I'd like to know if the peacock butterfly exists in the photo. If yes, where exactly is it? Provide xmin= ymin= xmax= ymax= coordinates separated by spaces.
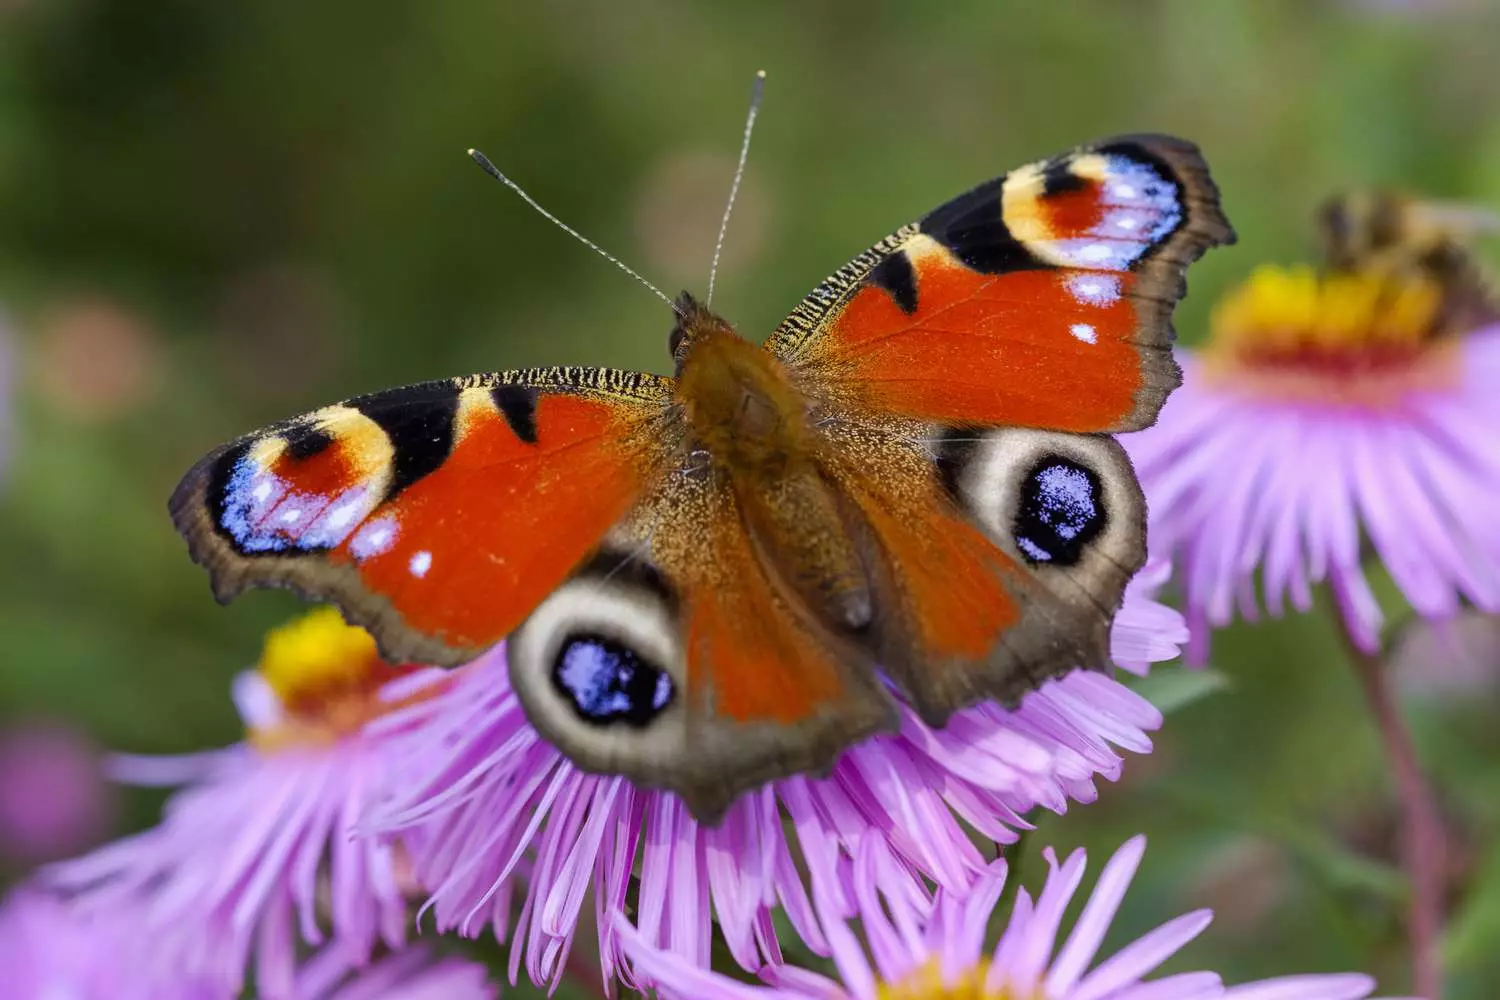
xmin=169 ymin=84 xmax=1234 ymax=822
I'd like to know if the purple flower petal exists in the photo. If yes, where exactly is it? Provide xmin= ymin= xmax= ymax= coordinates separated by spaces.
xmin=619 ymin=836 xmax=1394 ymax=1000
xmin=1126 ymin=330 xmax=1500 ymax=657
xmin=369 ymin=569 xmax=1185 ymax=985
xmin=42 ymin=670 xmax=441 ymax=994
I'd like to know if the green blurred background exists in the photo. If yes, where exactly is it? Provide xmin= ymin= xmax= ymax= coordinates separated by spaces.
xmin=2 ymin=0 xmax=1499 ymax=996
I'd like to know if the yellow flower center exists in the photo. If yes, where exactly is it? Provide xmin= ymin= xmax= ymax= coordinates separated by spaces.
xmin=1200 ymin=263 xmax=1461 ymax=403
xmin=250 ymin=607 xmax=431 ymax=747
xmin=876 ymin=960 xmax=1032 ymax=1000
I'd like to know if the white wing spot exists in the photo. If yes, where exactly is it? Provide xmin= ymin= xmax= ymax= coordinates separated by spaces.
xmin=1114 ymin=215 xmax=1139 ymax=230
xmin=409 ymin=550 xmax=433 ymax=579
xmin=351 ymin=520 xmax=397 ymax=560
xmin=251 ymin=480 xmax=274 ymax=503
xmin=1079 ymin=243 xmax=1114 ymax=262
xmin=325 ymin=501 xmax=360 ymax=530
xmin=1071 ymin=323 xmax=1098 ymax=344
xmin=279 ymin=508 xmax=302 ymax=523
xmin=1112 ymin=183 xmax=1137 ymax=199
xmin=1065 ymin=272 xmax=1122 ymax=307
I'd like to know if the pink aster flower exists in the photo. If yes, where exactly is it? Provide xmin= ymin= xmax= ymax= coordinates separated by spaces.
xmin=618 ymin=836 xmax=1401 ymax=1000
xmin=1126 ymin=232 xmax=1500 ymax=656
xmin=0 ymin=887 xmax=496 ymax=1000
xmin=44 ymin=608 xmax=450 ymax=997
xmin=369 ymin=562 xmax=1185 ymax=991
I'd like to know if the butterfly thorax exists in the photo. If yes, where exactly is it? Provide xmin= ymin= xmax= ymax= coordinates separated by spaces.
xmin=673 ymin=305 xmax=812 ymax=474
xmin=672 ymin=294 xmax=875 ymax=632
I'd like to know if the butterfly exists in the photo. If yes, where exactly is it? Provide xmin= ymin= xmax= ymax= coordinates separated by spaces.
xmin=171 ymin=132 xmax=1233 ymax=823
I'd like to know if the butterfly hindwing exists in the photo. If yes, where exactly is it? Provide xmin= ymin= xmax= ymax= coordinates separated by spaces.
xmin=770 ymin=134 xmax=1235 ymax=433
xmin=809 ymin=414 xmax=1143 ymax=725
xmin=170 ymin=367 xmax=674 ymax=666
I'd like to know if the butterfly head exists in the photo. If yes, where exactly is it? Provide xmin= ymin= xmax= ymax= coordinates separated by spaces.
xmin=667 ymin=291 xmax=737 ymax=365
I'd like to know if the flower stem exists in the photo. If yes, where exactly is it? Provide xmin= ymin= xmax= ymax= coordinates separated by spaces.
xmin=1335 ymin=616 xmax=1446 ymax=999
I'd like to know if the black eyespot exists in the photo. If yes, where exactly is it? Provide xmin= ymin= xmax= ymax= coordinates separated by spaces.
xmin=552 ymin=633 xmax=675 ymax=727
xmin=1014 ymin=458 xmax=1105 ymax=566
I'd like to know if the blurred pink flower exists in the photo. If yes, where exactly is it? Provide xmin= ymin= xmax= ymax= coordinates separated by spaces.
xmin=0 ymin=309 xmax=12 ymax=482
xmin=633 ymin=147 xmax=771 ymax=284
xmin=619 ymin=836 xmax=1397 ymax=1000
xmin=269 ymin=941 xmax=498 ymax=1000
xmin=1125 ymin=263 xmax=1500 ymax=656
xmin=368 ymin=562 xmax=1185 ymax=991
xmin=0 ymin=888 xmax=496 ymax=1000
xmin=0 ymin=889 xmax=217 ymax=1000
xmin=43 ymin=609 xmax=450 ymax=997
xmin=33 ymin=293 xmax=163 ymax=422
xmin=0 ymin=720 xmax=114 ymax=866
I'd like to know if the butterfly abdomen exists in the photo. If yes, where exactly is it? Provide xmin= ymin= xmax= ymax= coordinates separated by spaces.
xmin=737 ymin=468 xmax=875 ymax=633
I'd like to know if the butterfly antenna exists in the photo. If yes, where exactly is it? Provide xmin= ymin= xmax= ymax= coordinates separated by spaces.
xmin=466 ymin=148 xmax=682 ymax=316
xmin=705 ymin=69 xmax=767 ymax=308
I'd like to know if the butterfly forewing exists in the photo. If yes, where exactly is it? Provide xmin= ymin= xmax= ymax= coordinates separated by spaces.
xmin=769 ymin=134 xmax=1235 ymax=433
xmin=170 ymin=367 xmax=675 ymax=666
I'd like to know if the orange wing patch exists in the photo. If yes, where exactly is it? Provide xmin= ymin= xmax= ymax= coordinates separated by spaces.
xmin=808 ymin=235 xmax=1145 ymax=431
xmin=331 ymin=389 xmax=648 ymax=651
xmin=848 ymin=479 xmax=1020 ymax=662
xmin=812 ymin=421 xmax=1108 ymax=725
xmin=819 ymin=429 xmax=1021 ymax=662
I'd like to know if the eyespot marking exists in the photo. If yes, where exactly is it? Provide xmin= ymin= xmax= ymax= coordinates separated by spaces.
xmin=1014 ymin=458 xmax=1105 ymax=566
xmin=552 ymin=633 xmax=675 ymax=727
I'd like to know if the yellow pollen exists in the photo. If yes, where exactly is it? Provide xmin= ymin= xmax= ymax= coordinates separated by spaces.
xmin=876 ymin=959 xmax=1031 ymax=1000
xmin=1209 ymin=264 xmax=1441 ymax=355
xmin=258 ymin=606 xmax=385 ymax=706
xmin=245 ymin=606 xmax=446 ymax=750
xmin=1201 ymin=264 xmax=1459 ymax=402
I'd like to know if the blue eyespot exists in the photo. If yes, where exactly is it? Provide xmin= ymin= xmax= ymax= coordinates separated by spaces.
xmin=1014 ymin=459 xmax=1105 ymax=566
xmin=552 ymin=634 xmax=675 ymax=727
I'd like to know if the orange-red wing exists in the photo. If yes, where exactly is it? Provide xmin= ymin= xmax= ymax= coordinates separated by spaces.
xmin=170 ymin=368 xmax=674 ymax=666
xmin=767 ymin=135 xmax=1234 ymax=433
xmin=845 ymin=481 xmax=1020 ymax=664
